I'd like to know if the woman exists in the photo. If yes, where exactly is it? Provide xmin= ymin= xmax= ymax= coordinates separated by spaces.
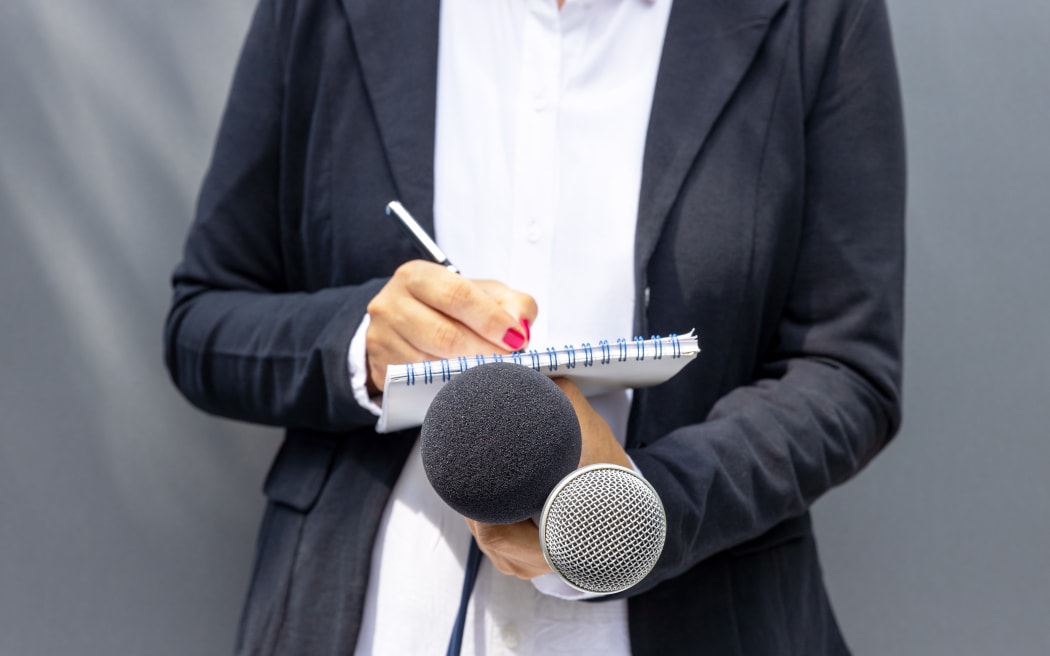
xmin=165 ymin=0 xmax=906 ymax=653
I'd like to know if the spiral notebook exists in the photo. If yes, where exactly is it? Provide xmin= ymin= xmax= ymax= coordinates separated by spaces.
xmin=376 ymin=329 xmax=700 ymax=433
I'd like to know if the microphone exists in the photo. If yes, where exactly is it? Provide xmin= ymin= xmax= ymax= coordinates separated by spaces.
xmin=420 ymin=362 xmax=582 ymax=524
xmin=420 ymin=362 xmax=666 ymax=594
xmin=539 ymin=463 xmax=666 ymax=594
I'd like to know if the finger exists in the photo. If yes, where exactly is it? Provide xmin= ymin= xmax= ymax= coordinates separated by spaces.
xmin=474 ymin=280 xmax=539 ymax=335
xmin=399 ymin=263 xmax=531 ymax=352
xmin=364 ymin=326 xmax=440 ymax=393
xmin=465 ymin=519 xmax=551 ymax=579
xmin=368 ymin=273 xmax=513 ymax=367
xmin=371 ymin=291 xmax=502 ymax=361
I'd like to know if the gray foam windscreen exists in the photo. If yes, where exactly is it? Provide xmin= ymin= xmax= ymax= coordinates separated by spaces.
xmin=420 ymin=362 xmax=582 ymax=524
xmin=539 ymin=464 xmax=667 ymax=595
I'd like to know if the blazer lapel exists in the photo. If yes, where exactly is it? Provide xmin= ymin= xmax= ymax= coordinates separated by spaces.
xmin=635 ymin=0 xmax=787 ymax=285
xmin=339 ymin=0 xmax=441 ymax=229
xmin=339 ymin=0 xmax=786 ymax=263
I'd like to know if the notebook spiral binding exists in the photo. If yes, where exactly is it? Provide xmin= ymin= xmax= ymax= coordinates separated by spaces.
xmin=377 ymin=329 xmax=698 ymax=433
xmin=401 ymin=333 xmax=684 ymax=387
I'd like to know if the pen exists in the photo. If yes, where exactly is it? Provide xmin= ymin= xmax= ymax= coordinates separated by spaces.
xmin=386 ymin=201 xmax=460 ymax=274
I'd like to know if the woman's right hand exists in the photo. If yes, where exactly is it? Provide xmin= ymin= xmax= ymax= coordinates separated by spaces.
xmin=364 ymin=260 xmax=537 ymax=393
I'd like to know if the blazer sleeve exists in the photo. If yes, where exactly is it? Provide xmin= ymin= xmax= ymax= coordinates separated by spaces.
xmin=164 ymin=0 xmax=385 ymax=432
xmin=627 ymin=0 xmax=906 ymax=592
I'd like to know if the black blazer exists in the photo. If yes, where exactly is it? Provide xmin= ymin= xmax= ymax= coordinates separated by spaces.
xmin=165 ymin=0 xmax=906 ymax=653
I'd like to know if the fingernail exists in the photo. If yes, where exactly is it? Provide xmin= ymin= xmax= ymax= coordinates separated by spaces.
xmin=503 ymin=327 xmax=526 ymax=350
xmin=520 ymin=319 xmax=530 ymax=342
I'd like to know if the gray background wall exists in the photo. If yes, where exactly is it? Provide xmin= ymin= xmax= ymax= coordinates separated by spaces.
xmin=0 ymin=1 xmax=1046 ymax=654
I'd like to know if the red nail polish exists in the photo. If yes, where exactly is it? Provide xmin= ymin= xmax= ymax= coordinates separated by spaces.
xmin=503 ymin=327 xmax=526 ymax=350
xmin=520 ymin=319 xmax=530 ymax=341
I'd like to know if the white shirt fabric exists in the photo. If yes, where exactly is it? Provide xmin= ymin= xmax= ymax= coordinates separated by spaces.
xmin=352 ymin=0 xmax=672 ymax=653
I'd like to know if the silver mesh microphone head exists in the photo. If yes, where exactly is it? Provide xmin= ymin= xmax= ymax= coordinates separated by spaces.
xmin=538 ymin=463 xmax=667 ymax=595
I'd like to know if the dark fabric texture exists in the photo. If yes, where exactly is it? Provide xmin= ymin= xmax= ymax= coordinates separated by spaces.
xmin=164 ymin=0 xmax=906 ymax=653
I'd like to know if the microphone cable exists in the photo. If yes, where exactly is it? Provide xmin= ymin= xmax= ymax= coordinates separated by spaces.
xmin=446 ymin=538 xmax=483 ymax=656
